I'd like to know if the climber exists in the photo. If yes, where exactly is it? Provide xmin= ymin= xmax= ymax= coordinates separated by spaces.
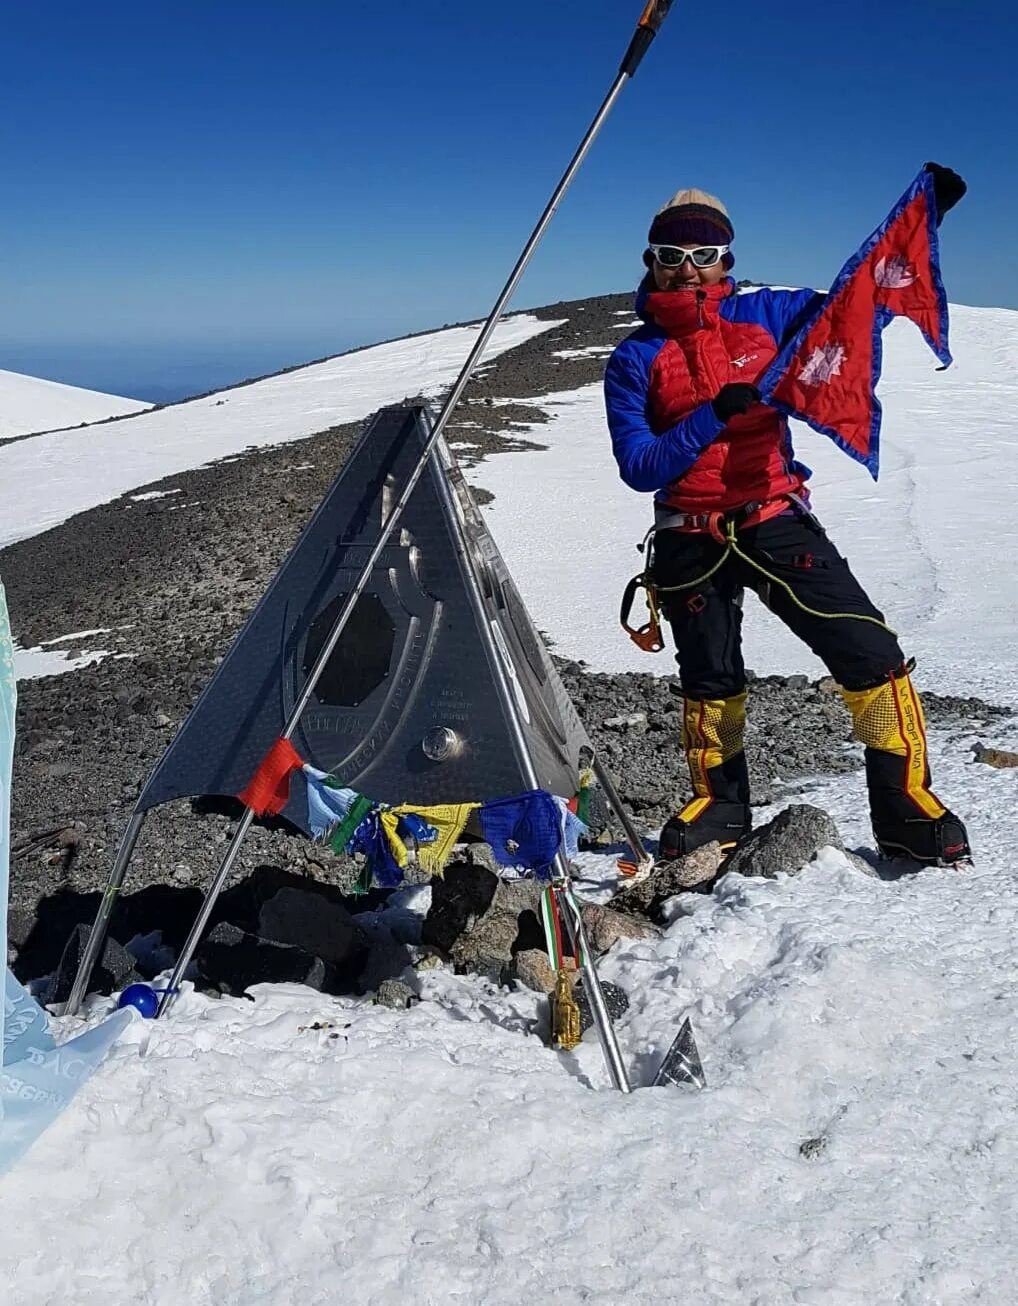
xmin=604 ymin=168 xmax=970 ymax=865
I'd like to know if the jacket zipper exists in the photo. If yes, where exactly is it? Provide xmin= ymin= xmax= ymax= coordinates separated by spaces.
xmin=696 ymin=289 xmax=706 ymax=329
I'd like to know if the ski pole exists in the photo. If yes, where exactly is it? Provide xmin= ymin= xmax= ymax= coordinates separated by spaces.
xmin=64 ymin=810 xmax=147 ymax=1015
xmin=429 ymin=430 xmax=631 ymax=1090
xmin=155 ymin=3 xmax=674 ymax=1021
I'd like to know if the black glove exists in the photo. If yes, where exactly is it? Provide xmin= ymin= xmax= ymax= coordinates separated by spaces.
xmin=924 ymin=162 xmax=967 ymax=226
xmin=712 ymin=383 xmax=761 ymax=423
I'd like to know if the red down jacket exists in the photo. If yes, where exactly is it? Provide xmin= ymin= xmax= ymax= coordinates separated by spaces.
xmin=604 ymin=276 xmax=824 ymax=514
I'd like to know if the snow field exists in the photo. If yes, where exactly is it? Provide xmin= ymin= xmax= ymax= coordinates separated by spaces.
xmin=0 ymin=369 xmax=148 ymax=441
xmin=2 ymin=724 xmax=1015 ymax=1304
xmin=0 ymin=316 xmax=560 ymax=550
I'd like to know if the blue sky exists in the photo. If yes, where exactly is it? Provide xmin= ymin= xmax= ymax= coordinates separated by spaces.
xmin=2 ymin=1 xmax=1015 ymax=400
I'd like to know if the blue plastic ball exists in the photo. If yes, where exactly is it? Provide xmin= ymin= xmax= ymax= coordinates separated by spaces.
xmin=118 ymin=983 xmax=159 ymax=1019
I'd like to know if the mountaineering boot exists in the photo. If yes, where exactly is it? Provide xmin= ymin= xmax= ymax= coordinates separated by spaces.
xmin=840 ymin=664 xmax=971 ymax=865
xmin=659 ymin=691 xmax=752 ymax=859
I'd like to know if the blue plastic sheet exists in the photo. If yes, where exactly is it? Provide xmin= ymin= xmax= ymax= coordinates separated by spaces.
xmin=0 ymin=580 xmax=133 ymax=1176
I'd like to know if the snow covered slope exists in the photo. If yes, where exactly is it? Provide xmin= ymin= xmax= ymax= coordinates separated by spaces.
xmin=0 ymin=317 xmax=558 ymax=549
xmin=468 ymin=302 xmax=1018 ymax=700
xmin=0 ymin=369 xmax=147 ymax=440
xmin=4 ymin=731 xmax=1018 ymax=1304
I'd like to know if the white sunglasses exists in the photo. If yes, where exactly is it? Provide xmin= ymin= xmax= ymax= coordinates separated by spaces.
xmin=649 ymin=244 xmax=729 ymax=269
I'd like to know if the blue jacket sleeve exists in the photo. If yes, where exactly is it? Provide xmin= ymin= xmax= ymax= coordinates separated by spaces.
xmin=735 ymin=287 xmax=825 ymax=347
xmin=604 ymin=343 xmax=724 ymax=493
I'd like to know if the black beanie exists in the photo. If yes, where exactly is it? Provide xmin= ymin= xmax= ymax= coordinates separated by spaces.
xmin=646 ymin=187 xmax=735 ymax=270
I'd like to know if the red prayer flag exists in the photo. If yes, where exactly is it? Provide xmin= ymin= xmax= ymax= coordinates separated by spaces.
xmin=237 ymin=737 xmax=304 ymax=816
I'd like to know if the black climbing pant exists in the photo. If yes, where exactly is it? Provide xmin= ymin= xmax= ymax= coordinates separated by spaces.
xmin=650 ymin=508 xmax=905 ymax=697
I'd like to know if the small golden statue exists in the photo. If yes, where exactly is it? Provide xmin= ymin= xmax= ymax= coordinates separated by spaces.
xmin=551 ymin=967 xmax=582 ymax=1051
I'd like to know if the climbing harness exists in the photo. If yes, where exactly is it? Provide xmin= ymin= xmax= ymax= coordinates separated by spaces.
xmin=619 ymin=573 xmax=665 ymax=652
xmin=620 ymin=499 xmax=899 ymax=651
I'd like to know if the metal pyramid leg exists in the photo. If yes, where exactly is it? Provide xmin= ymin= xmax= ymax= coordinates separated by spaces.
xmin=652 ymin=1016 xmax=705 ymax=1089
xmin=555 ymin=877 xmax=631 ymax=1092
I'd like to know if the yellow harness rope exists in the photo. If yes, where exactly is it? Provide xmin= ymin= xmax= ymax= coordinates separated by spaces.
xmin=649 ymin=516 xmax=898 ymax=636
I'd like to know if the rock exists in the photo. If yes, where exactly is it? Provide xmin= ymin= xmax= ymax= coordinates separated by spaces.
xmin=421 ymin=861 xmax=498 ymax=954
xmin=215 ymin=863 xmax=384 ymax=931
xmin=579 ymin=903 xmax=659 ymax=955
xmin=5 ymin=905 xmax=35 ymax=966
xmin=413 ymin=951 xmax=447 ymax=972
xmin=624 ymin=783 xmax=670 ymax=813
xmin=972 ymin=742 xmax=1018 ymax=769
xmin=843 ymin=849 xmax=879 ymax=878
xmin=422 ymin=862 xmax=544 ymax=981
xmin=575 ymin=978 xmax=629 ymax=1033
xmin=602 ymin=712 xmax=647 ymax=730
xmin=373 ymin=978 xmax=418 ymax=1010
xmin=457 ymin=842 xmax=503 ymax=878
xmin=724 ymin=804 xmax=843 ymax=879
xmin=611 ymin=841 xmax=726 ymax=919
xmin=578 ymin=784 xmax=612 ymax=845
xmin=449 ymin=879 xmax=545 ymax=980
xmin=258 ymin=885 xmax=367 ymax=987
xmin=785 ymin=674 xmax=809 ymax=690
xmin=354 ymin=922 xmax=416 ymax=994
xmin=513 ymin=948 xmax=556 ymax=994
xmin=56 ymin=827 xmax=83 ymax=849
xmin=925 ymin=693 xmax=1012 ymax=723
xmin=195 ymin=922 xmax=330 ymax=996
xmin=46 ymin=924 xmax=142 ymax=1006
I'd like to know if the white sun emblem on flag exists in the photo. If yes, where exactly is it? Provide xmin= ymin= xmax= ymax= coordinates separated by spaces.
xmin=798 ymin=343 xmax=846 ymax=386
xmin=874 ymin=254 xmax=917 ymax=289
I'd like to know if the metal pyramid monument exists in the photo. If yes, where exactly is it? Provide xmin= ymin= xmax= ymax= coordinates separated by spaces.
xmin=69 ymin=3 xmax=681 ymax=1089
xmin=135 ymin=403 xmax=594 ymax=828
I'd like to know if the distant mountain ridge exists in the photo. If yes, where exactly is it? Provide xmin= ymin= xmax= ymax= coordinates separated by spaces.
xmin=0 ymin=368 xmax=149 ymax=441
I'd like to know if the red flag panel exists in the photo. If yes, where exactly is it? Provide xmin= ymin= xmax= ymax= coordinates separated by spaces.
xmin=759 ymin=172 xmax=951 ymax=478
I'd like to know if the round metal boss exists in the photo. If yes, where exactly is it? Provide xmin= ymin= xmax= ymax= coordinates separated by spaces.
xmin=422 ymin=726 xmax=461 ymax=762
